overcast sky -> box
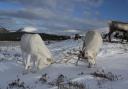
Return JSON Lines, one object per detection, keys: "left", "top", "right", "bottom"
{"left": 0, "top": 0, "right": 128, "bottom": 34}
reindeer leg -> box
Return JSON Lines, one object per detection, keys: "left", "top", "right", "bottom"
{"left": 104, "top": 33, "right": 108, "bottom": 40}
{"left": 108, "top": 31, "right": 113, "bottom": 42}
{"left": 22, "top": 52, "right": 26, "bottom": 66}
{"left": 25, "top": 54, "right": 31, "bottom": 71}
{"left": 76, "top": 56, "right": 80, "bottom": 66}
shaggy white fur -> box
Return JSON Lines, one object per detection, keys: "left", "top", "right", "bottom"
{"left": 20, "top": 28, "right": 52, "bottom": 71}
{"left": 82, "top": 30, "right": 103, "bottom": 67}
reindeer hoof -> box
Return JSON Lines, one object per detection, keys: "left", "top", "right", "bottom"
{"left": 88, "top": 63, "right": 92, "bottom": 68}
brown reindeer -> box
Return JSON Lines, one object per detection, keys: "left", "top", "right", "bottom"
{"left": 105, "top": 21, "right": 128, "bottom": 42}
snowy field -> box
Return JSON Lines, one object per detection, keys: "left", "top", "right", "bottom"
{"left": 0, "top": 39, "right": 128, "bottom": 89}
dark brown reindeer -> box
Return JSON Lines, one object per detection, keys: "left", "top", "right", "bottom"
{"left": 105, "top": 21, "right": 128, "bottom": 42}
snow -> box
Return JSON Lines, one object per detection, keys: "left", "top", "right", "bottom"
{"left": 0, "top": 39, "right": 128, "bottom": 89}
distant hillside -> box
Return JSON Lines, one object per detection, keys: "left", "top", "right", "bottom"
{"left": 0, "top": 32, "right": 70, "bottom": 41}
{"left": 0, "top": 27, "right": 9, "bottom": 33}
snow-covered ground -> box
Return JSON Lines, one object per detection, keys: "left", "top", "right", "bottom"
{"left": 0, "top": 39, "right": 128, "bottom": 89}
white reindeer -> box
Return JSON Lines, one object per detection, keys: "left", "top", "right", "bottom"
{"left": 76, "top": 30, "right": 103, "bottom": 68}
{"left": 20, "top": 27, "right": 53, "bottom": 71}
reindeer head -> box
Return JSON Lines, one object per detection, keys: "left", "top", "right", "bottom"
{"left": 84, "top": 51, "right": 96, "bottom": 66}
